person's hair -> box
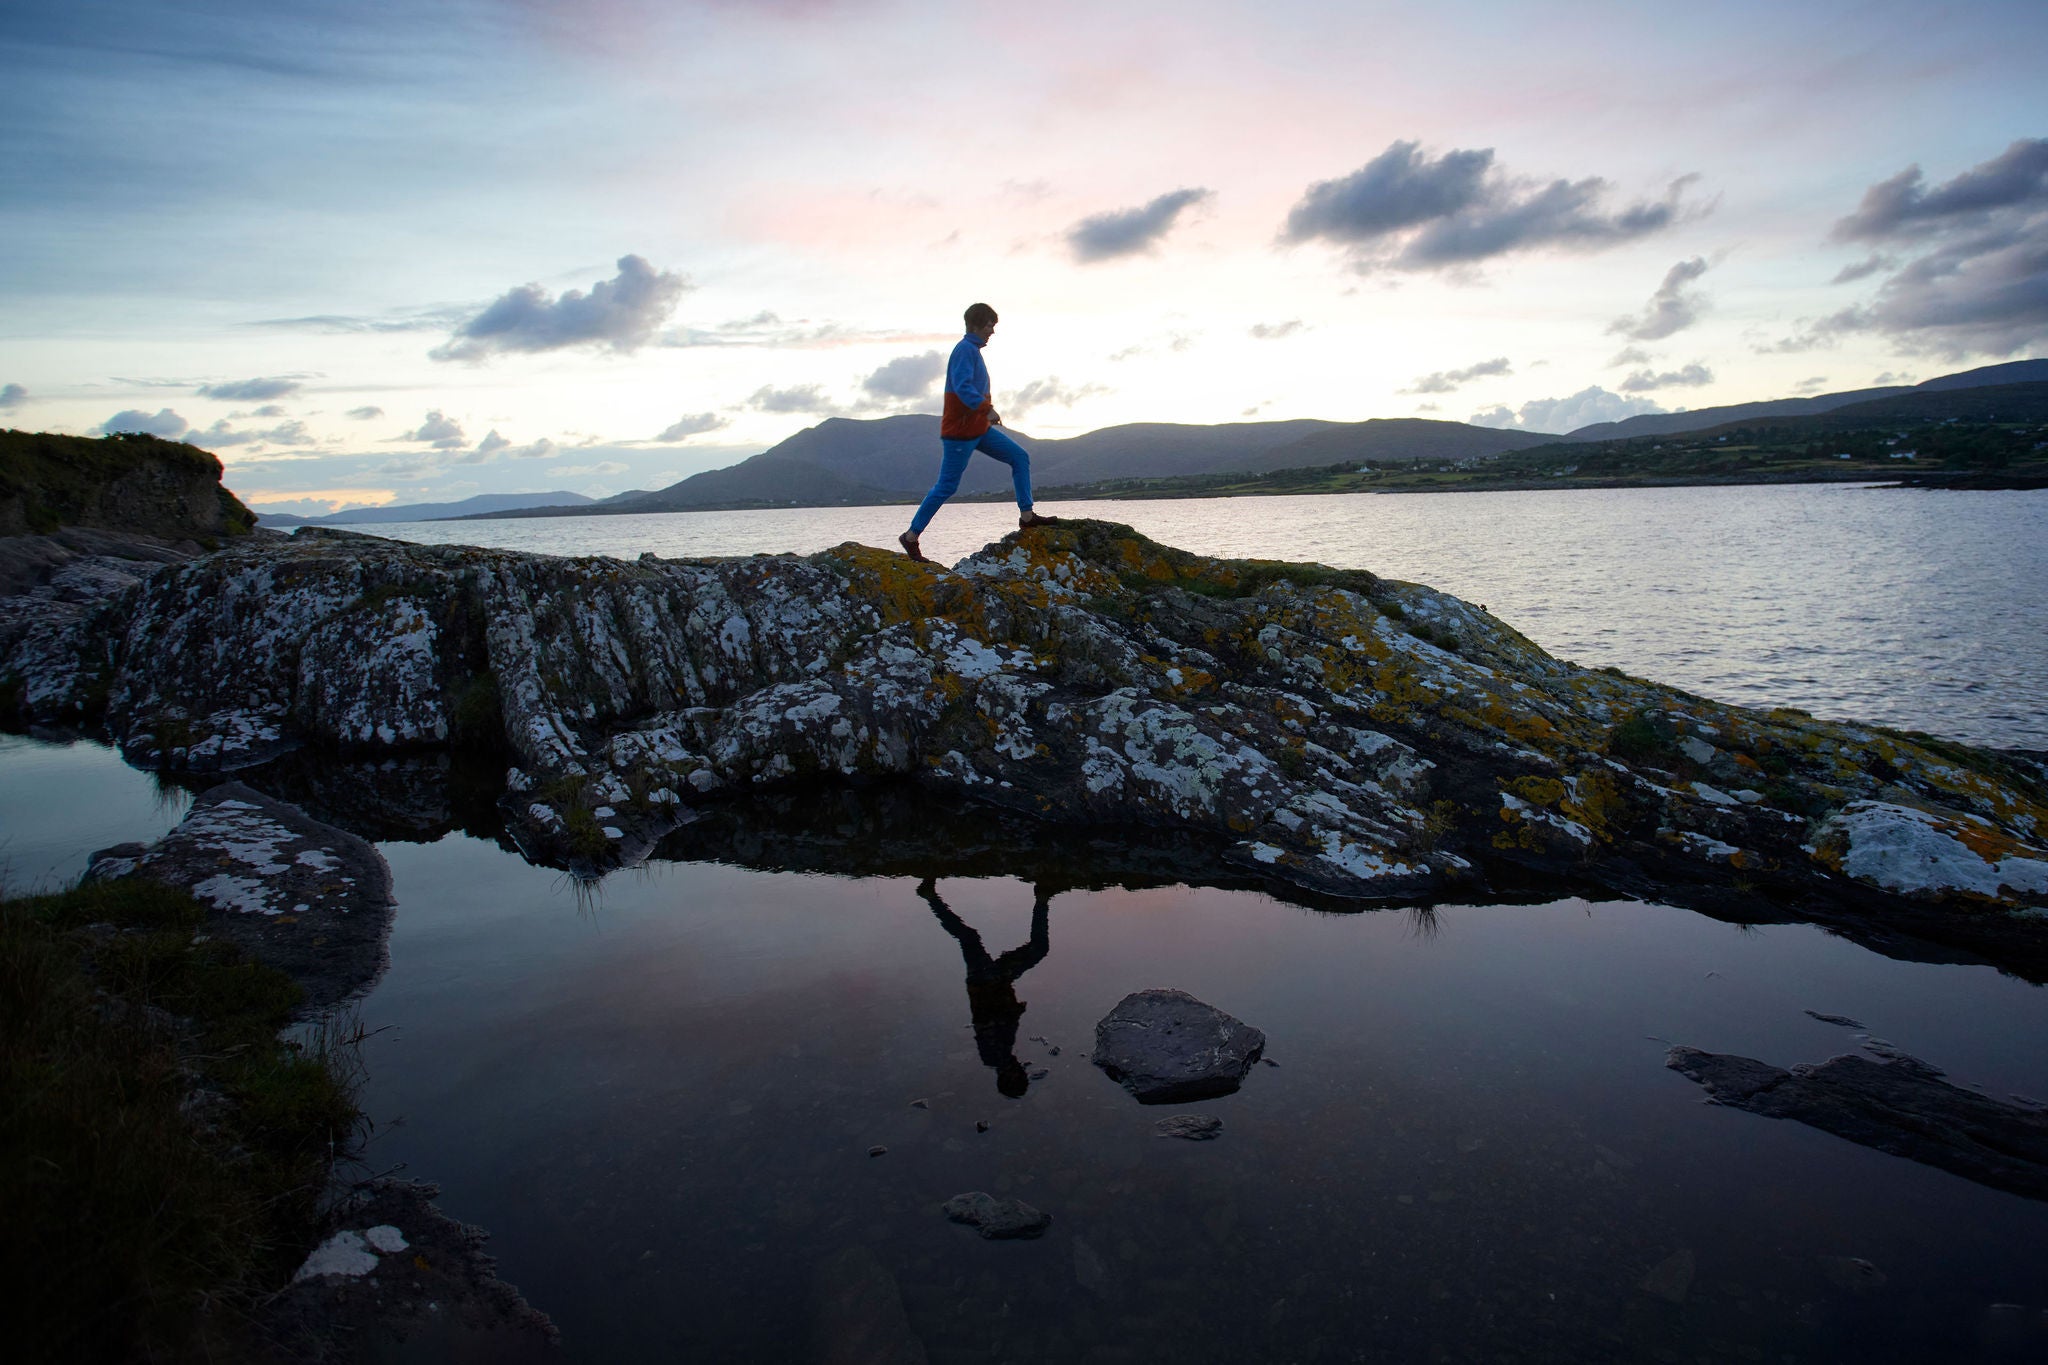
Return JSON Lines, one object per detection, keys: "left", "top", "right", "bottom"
{"left": 964, "top": 302, "right": 998, "bottom": 329}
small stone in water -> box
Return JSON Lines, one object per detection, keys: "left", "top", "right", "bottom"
{"left": 1154, "top": 1114, "right": 1224, "bottom": 1141}
{"left": 975, "top": 1120, "right": 990, "bottom": 1133}
{"left": 868, "top": 1145, "right": 888, "bottom": 1157}
{"left": 1029, "top": 1067, "right": 1049, "bottom": 1081}
{"left": 910, "top": 1098, "right": 929, "bottom": 1109}
{"left": 942, "top": 1191, "right": 1051, "bottom": 1239}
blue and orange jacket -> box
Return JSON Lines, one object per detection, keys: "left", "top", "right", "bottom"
{"left": 940, "top": 332, "right": 994, "bottom": 439}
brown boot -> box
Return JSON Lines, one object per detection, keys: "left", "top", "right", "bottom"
{"left": 1018, "top": 511, "right": 1059, "bottom": 529}
{"left": 898, "top": 530, "right": 927, "bottom": 562}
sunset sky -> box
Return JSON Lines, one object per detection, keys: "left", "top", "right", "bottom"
{"left": 2, "top": 0, "right": 2044, "bottom": 515}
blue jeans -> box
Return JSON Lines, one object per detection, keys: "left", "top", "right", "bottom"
{"left": 909, "top": 426, "right": 1032, "bottom": 534}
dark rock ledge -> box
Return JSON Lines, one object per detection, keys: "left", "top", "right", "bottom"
{"left": 5, "top": 519, "right": 2047, "bottom": 974}
{"left": 1667, "top": 1044, "right": 2048, "bottom": 1202}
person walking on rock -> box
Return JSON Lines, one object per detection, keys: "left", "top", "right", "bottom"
{"left": 899, "top": 302, "right": 1056, "bottom": 561}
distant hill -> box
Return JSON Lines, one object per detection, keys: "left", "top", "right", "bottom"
{"left": 260, "top": 490, "right": 595, "bottom": 528}
{"left": 482, "top": 415, "right": 1554, "bottom": 518}
{"left": 1560, "top": 359, "right": 2048, "bottom": 442}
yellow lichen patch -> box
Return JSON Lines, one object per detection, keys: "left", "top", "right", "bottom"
{"left": 824, "top": 544, "right": 948, "bottom": 626}
{"left": 1560, "top": 769, "right": 1630, "bottom": 843}
{"left": 1504, "top": 776, "right": 1566, "bottom": 808}
{"left": 1942, "top": 816, "right": 2047, "bottom": 867}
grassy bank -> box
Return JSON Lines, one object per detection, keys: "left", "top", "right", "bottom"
{"left": 1, "top": 878, "right": 363, "bottom": 1361}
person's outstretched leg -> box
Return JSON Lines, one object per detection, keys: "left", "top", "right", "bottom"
{"left": 902, "top": 439, "right": 976, "bottom": 559}
{"left": 976, "top": 427, "right": 1057, "bottom": 528}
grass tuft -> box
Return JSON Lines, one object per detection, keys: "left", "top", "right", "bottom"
{"left": 1, "top": 878, "right": 364, "bottom": 1361}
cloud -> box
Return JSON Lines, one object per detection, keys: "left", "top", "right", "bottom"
{"left": 547, "top": 461, "right": 629, "bottom": 478}
{"left": 748, "top": 384, "right": 839, "bottom": 415}
{"left": 1872, "top": 370, "right": 1917, "bottom": 385}
{"left": 431, "top": 254, "right": 688, "bottom": 362}
{"left": 251, "top": 306, "right": 471, "bottom": 335}
{"left": 861, "top": 351, "right": 943, "bottom": 401}
{"left": 474, "top": 430, "right": 512, "bottom": 457}
{"left": 1832, "top": 138, "right": 2048, "bottom": 243}
{"left": 660, "top": 312, "right": 945, "bottom": 349}
{"left": 509, "top": 438, "right": 558, "bottom": 460}
{"left": 1248, "top": 320, "right": 1304, "bottom": 340}
{"left": 196, "top": 376, "right": 302, "bottom": 401}
{"left": 1831, "top": 254, "right": 1894, "bottom": 285}
{"left": 1815, "top": 139, "right": 2048, "bottom": 356}
{"left": 1413, "top": 403, "right": 1441, "bottom": 413}
{"left": 1468, "top": 386, "right": 1666, "bottom": 434}
{"left": 345, "top": 405, "right": 384, "bottom": 420}
{"left": 97, "top": 408, "right": 188, "bottom": 438}
{"left": 1618, "top": 363, "right": 1714, "bottom": 393}
{"left": 656, "top": 412, "right": 728, "bottom": 442}
{"left": 188, "top": 418, "right": 317, "bottom": 449}
{"left": 0, "top": 383, "right": 25, "bottom": 410}
{"left": 1792, "top": 376, "right": 1831, "bottom": 394}
{"left": 402, "top": 410, "right": 467, "bottom": 449}
{"left": 1066, "top": 188, "right": 1215, "bottom": 263}
{"left": 1608, "top": 258, "right": 1711, "bottom": 341}
{"left": 1000, "top": 377, "right": 1109, "bottom": 420}
{"left": 1607, "top": 347, "right": 1653, "bottom": 368}
{"left": 248, "top": 404, "right": 288, "bottom": 418}
{"left": 1282, "top": 140, "right": 1700, "bottom": 271}
{"left": 1402, "top": 356, "right": 1511, "bottom": 394}
{"left": 1109, "top": 330, "right": 1197, "bottom": 362}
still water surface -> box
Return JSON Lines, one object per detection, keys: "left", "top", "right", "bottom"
{"left": 342, "top": 482, "right": 2048, "bottom": 747}
{"left": 5, "top": 736, "right": 2048, "bottom": 1363}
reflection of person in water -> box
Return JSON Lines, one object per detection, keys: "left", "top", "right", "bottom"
{"left": 918, "top": 876, "right": 1051, "bottom": 1098}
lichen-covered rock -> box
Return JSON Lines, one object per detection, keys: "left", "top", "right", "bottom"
{"left": 86, "top": 780, "right": 395, "bottom": 1009}
{"left": 6, "top": 518, "right": 2047, "bottom": 963}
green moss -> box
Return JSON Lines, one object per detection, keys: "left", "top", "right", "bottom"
{"left": 1607, "top": 710, "right": 1678, "bottom": 762}
{"left": 2, "top": 879, "right": 364, "bottom": 1361}
{"left": 0, "top": 428, "right": 257, "bottom": 537}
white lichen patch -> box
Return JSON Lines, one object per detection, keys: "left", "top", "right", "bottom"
{"left": 363, "top": 1224, "right": 409, "bottom": 1254}
{"left": 1817, "top": 801, "right": 2048, "bottom": 901}
{"left": 294, "top": 1230, "right": 380, "bottom": 1282}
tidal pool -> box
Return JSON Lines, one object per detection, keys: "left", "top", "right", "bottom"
{"left": 6, "top": 737, "right": 2047, "bottom": 1362}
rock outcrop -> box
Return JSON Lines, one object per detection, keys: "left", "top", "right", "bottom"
{"left": 85, "top": 781, "right": 396, "bottom": 1009}
{"left": 4, "top": 518, "right": 2046, "bottom": 973}
{"left": 0, "top": 429, "right": 256, "bottom": 542}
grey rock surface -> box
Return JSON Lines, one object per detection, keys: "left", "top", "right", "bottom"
{"left": 261, "top": 1178, "right": 557, "bottom": 1362}
{"left": 1093, "top": 988, "right": 1266, "bottom": 1104}
{"left": 941, "top": 1192, "right": 1052, "bottom": 1240}
{"left": 87, "top": 780, "right": 395, "bottom": 1010}
{"left": 1667, "top": 1044, "right": 2048, "bottom": 1201}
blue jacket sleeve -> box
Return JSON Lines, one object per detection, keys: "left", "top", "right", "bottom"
{"left": 947, "top": 340, "right": 990, "bottom": 408}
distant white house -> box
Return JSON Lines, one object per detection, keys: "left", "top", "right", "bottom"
{"left": 1889, "top": 450, "right": 1918, "bottom": 459}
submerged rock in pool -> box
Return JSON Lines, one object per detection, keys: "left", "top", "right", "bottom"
{"left": 1155, "top": 1114, "right": 1226, "bottom": 1140}
{"left": 941, "top": 1192, "right": 1052, "bottom": 1240}
{"left": 1093, "top": 988, "right": 1266, "bottom": 1104}
{"left": 1666, "top": 1043, "right": 2048, "bottom": 1202}
{"left": 6, "top": 517, "right": 2048, "bottom": 975}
